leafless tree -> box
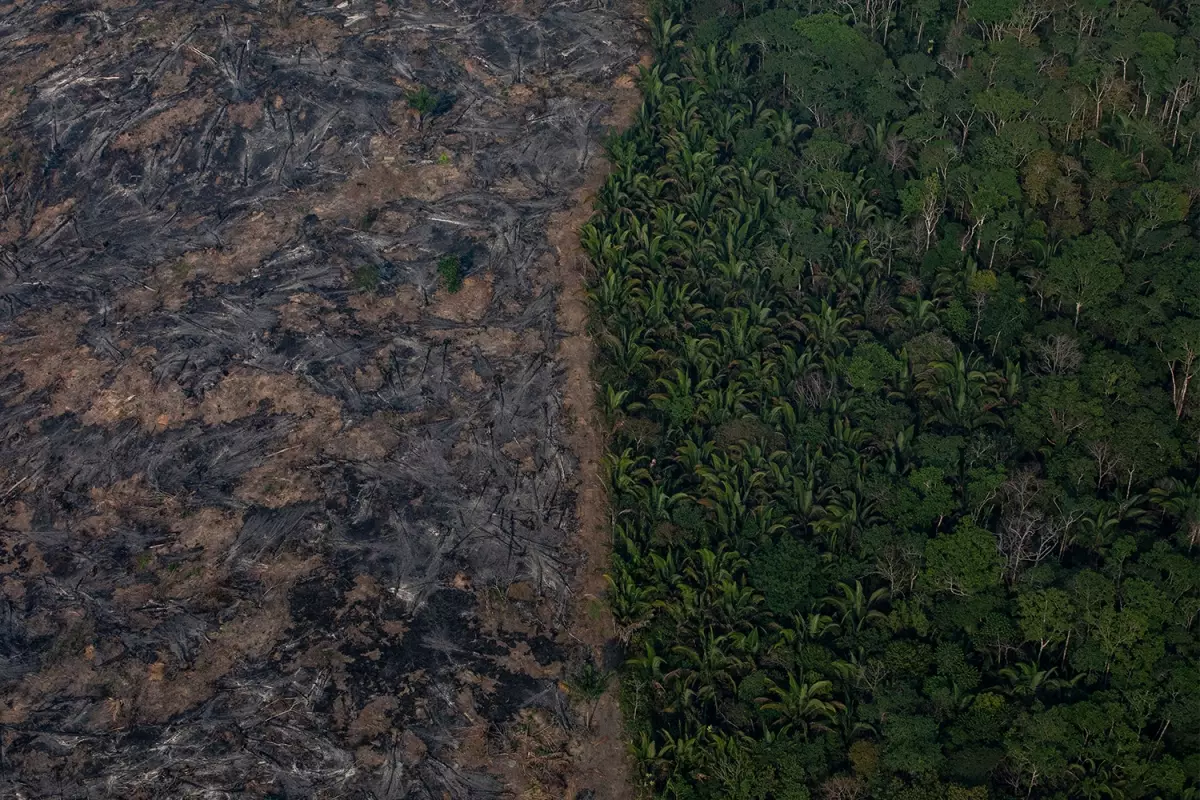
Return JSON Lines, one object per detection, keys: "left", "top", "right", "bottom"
{"left": 1036, "top": 333, "right": 1083, "bottom": 375}
{"left": 863, "top": 282, "right": 897, "bottom": 332}
{"left": 884, "top": 135, "right": 912, "bottom": 173}
{"left": 822, "top": 775, "right": 868, "bottom": 800}
{"left": 1161, "top": 339, "right": 1196, "bottom": 419}
{"left": 872, "top": 539, "right": 922, "bottom": 597}
{"left": 797, "top": 372, "right": 834, "bottom": 409}
{"left": 1087, "top": 440, "right": 1123, "bottom": 489}
{"left": 997, "top": 469, "right": 1064, "bottom": 583}
{"left": 865, "top": 216, "right": 910, "bottom": 275}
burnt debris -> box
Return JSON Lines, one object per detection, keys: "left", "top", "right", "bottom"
{"left": 0, "top": 0, "right": 639, "bottom": 797}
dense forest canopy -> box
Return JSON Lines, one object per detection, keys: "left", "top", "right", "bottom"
{"left": 585, "top": 0, "right": 1200, "bottom": 796}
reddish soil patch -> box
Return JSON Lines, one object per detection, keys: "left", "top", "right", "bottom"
{"left": 199, "top": 368, "right": 337, "bottom": 424}
{"left": 226, "top": 100, "right": 264, "bottom": 129}
{"left": 114, "top": 93, "right": 215, "bottom": 151}
{"left": 260, "top": 14, "right": 345, "bottom": 56}
{"left": 430, "top": 272, "right": 495, "bottom": 323}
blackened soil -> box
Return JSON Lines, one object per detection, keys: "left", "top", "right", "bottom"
{"left": 0, "top": 0, "right": 641, "bottom": 797}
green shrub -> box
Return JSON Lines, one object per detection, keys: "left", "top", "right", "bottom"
{"left": 437, "top": 256, "right": 462, "bottom": 293}
{"left": 406, "top": 86, "right": 436, "bottom": 117}
{"left": 352, "top": 264, "right": 381, "bottom": 292}
{"left": 748, "top": 536, "right": 825, "bottom": 616}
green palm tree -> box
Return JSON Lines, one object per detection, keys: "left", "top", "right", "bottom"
{"left": 628, "top": 639, "right": 667, "bottom": 687}
{"left": 896, "top": 293, "right": 941, "bottom": 334}
{"left": 601, "top": 385, "right": 644, "bottom": 425}
{"left": 918, "top": 350, "right": 1003, "bottom": 429}
{"left": 669, "top": 627, "right": 748, "bottom": 710}
{"left": 767, "top": 110, "right": 811, "bottom": 148}
{"left": 603, "top": 323, "right": 656, "bottom": 379}
{"left": 813, "top": 491, "right": 879, "bottom": 553}
{"left": 649, "top": 14, "right": 683, "bottom": 57}
{"left": 824, "top": 581, "right": 890, "bottom": 632}
{"left": 769, "top": 613, "right": 840, "bottom": 666}
{"left": 758, "top": 673, "right": 843, "bottom": 739}
{"left": 604, "top": 448, "right": 650, "bottom": 498}
{"left": 606, "top": 566, "right": 655, "bottom": 629}
{"left": 800, "top": 300, "right": 859, "bottom": 356}
{"left": 1150, "top": 474, "right": 1200, "bottom": 549}
{"left": 998, "top": 661, "right": 1061, "bottom": 697}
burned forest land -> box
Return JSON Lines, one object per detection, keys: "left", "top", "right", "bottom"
{"left": 0, "top": 1, "right": 643, "bottom": 797}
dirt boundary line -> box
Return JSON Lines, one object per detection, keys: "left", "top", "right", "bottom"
{"left": 545, "top": 18, "right": 649, "bottom": 800}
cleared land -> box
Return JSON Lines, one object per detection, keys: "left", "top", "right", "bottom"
{"left": 0, "top": 1, "right": 641, "bottom": 797}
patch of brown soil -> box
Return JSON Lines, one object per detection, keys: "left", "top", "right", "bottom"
{"left": 132, "top": 8, "right": 198, "bottom": 44}
{"left": 0, "top": 536, "right": 47, "bottom": 611}
{"left": 200, "top": 368, "right": 347, "bottom": 507}
{"left": 498, "top": 641, "right": 560, "bottom": 680}
{"left": 474, "top": 585, "right": 538, "bottom": 639}
{"left": 322, "top": 414, "right": 400, "bottom": 462}
{"left": 429, "top": 327, "right": 545, "bottom": 360}
{"left": 277, "top": 292, "right": 343, "bottom": 334}
{"left": 346, "top": 695, "right": 399, "bottom": 746}
{"left": 0, "top": 646, "right": 97, "bottom": 727}
{"left": 133, "top": 556, "right": 319, "bottom": 723}
{"left": 459, "top": 704, "right": 579, "bottom": 800}
{"left": 24, "top": 197, "right": 75, "bottom": 242}
{"left": 458, "top": 366, "right": 486, "bottom": 392}
{"left": 493, "top": 175, "right": 540, "bottom": 201}
{"left": 0, "top": 307, "right": 111, "bottom": 420}
{"left": 461, "top": 57, "right": 502, "bottom": 89}
{"left": 226, "top": 100, "right": 264, "bottom": 128}
{"left": 189, "top": 207, "right": 297, "bottom": 286}
{"left": 171, "top": 506, "right": 245, "bottom": 554}
{"left": 114, "top": 93, "right": 214, "bottom": 151}
{"left": 260, "top": 14, "right": 345, "bottom": 56}
{"left": 78, "top": 474, "right": 182, "bottom": 538}
{"left": 199, "top": 367, "right": 341, "bottom": 425}
{"left": 113, "top": 258, "right": 192, "bottom": 316}
{"left": 0, "top": 501, "right": 34, "bottom": 533}
{"left": 313, "top": 158, "right": 469, "bottom": 224}
{"left": 604, "top": 56, "right": 653, "bottom": 126}
{"left": 0, "top": 135, "right": 39, "bottom": 242}
{"left": 118, "top": 207, "right": 297, "bottom": 314}
{"left": 348, "top": 285, "right": 424, "bottom": 328}
{"left": 501, "top": 435, "right": 538, "bottom": 474}
{"left": 547, "top": 197, "right": 615, "bottom": 621}
{"left": 234, "top": 460, "right": 322, "bottom": 508}
{"left": 430, "top": 272, "right": 494, "bottom": 323}
{"left": 0, "top": 33, "right": 90, "bottom": 128}
{"left": 0, "top": 525, "right": 314, "bottom": 731}
{"left": 387, "top": 99, "right": 423, "bottom": 130}
{"left": 151, "top": 58, "right": 196, "bottom": 99}
{"left": 81, "top": 354, "right": 199, "bottom": 431}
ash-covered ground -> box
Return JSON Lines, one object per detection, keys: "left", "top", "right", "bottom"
{"left": 0, "top": 1, "right": 640, "bottom": 797}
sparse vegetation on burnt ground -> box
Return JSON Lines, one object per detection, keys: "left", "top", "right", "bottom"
{"left": 0, "top": 1, "right": 643, "bottom": 797}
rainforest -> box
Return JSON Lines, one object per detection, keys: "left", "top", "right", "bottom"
{"left": 586, "top": 0, "right": 1200, "bottom": 797}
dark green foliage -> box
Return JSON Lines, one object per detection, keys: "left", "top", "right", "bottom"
{"left": 566, "top": 660, "right": 612, "bottom": 728}
{"left": 406, "top": 86, "right": 436, "bottom": 117}
{"left": 437, "top": 255, "right": 462, "bottom": 293}
{"left": 592, "top": 1, "right": 1200, "bottom": 797}
{"left": 406, "top": 86, "right": 455, "bottom": 127}
{"left": 352, "top": 264, "right": 380, "bottom": 292}
{"left": 748, "top": 537, "right": 824, "bottom": 616}
{"left": 359, "top": 207, "right": 379, "bottom": 231}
